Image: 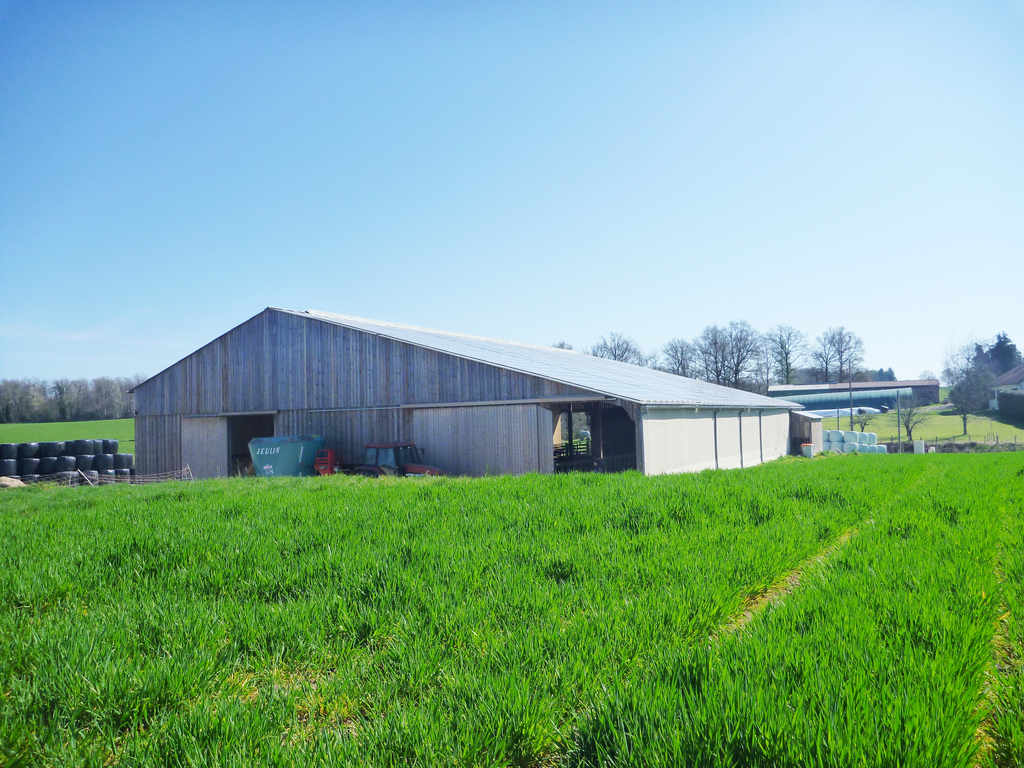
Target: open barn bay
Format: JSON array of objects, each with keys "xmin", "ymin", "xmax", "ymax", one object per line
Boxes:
[{"xmin": 2, "ymin": 455, "xmax": 1023, "ymax": 766}]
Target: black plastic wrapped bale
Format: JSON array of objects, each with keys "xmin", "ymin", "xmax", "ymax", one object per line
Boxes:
[
  {"xmin": 113, "ymin": 453, "xmax": 134, "ymax": 469},
  {"xmin": 75, "ymin": 455, "xmax": 96, "ymax": 471},
  {"xmin": 17, "ymin": 443, "xmax": 39, "ymax": 459},
  {"xmin": 102, "ymin": 439, "xmax": 118, "ymax": 454},
  {"xmin": 21, "ymin": 474, "xmax": 41, "ymax": 484},
  {"xmin": 83, "ymin": 470, "xmax": 99, "ymax": 484},
  {"xmin": 97, "ymin": 469, "xmax": 116, "ymax": 483},
  {"xmin": 0, "ymin": 444, "xmax": 17, "ymax": 460},
  {"xmin": 37, "ymin": 457, "xmax": 58, "ymax": 476},
  {"xmin": 39, "ymin": 442, "xmax": 63, "ymax": 458},
  {"xmin": 0, "ymin": 459, "xmax": 17, "ymax": 477},
  {"xmin": 114, "ymin": 468, "xmax": 131, "ymax": 482},
  {"xmin": 71, "ymin": 440, "xmax": 89, "ymax": 455},
  {"xmin": 17, "ymin": 458, "xmax": 40, "ymax": 476},
  {"xmin": 95, "ymin": 454, "xmax": 115, "ymax": 471},
  {"xmin": 55, "ymin": 456, "xmax": 76, "ymax": 472}
]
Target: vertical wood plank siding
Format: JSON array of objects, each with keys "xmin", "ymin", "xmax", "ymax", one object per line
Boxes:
[
  {"xmin": 410, "ymin": 405, "xmax": 554, "ymax": 477},
  {"xmin": 134, "ymin": 309, "xmax": 595, "ymax": 475},
  {"xmin": 181, "ymin": 417, "xmax": 229, "ymax": 479},
  {"xmin": 134, "ymin": 415, "xmax": 181, "ymax": 475}
]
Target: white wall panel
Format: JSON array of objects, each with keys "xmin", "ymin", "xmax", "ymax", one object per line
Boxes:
[
  {"xmin": 716, "ymin": 412, "xmax": 742, "ymax": 470},
  {"xmin": 642, "ymin": 408, "xmax": 792, "ymax": 475},
  {"xmin": 762, "ymin": 411, "xmax": 790, "ymax": 461},
  {"xmin": 740, "ymin": 411, "xmax": 762, "ymax": 468},
  {"xmin": 641, "ymin": 409, "xmax": 716, "ymax": 475}
]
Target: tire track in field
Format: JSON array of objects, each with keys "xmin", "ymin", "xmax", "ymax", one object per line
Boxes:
[
  {"xmin": 711, "ymin": 522, "xmax": 864, "ymax": 641},
  {"xmin": 712, "ymin": 464, "xmax": 941, "ymax": 641},
  {"xmin": 972, "ymin": 548, "xmax": 1016, "ymax": 768}
]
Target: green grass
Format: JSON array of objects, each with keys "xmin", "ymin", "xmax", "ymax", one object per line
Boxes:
[
  {"xmin": 1, "ymin": 454, "xmax": 1022, "ymax": 766},
  {"xmin": 820, "ymin": 408, "xmax": 1024, "ymax": 444},
  {"xmin": 576, "ymin": 455, "xmax": 1016, "ymax": 766},
  {"xmin": 0, "ymin": 418, "xmax": 134, "ymax": 454}
]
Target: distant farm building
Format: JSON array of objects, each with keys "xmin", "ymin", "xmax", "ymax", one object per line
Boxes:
[
  {"xmin": 769, "ymin": 379, "xmax": 940, "ymax": 408},
  {"xmin": 990, "ymin": 365, "xmax": 1024, "ymax": 411},
  {"xmin": 131, "ymin": 308, "xmax": 803, "ymax": 479}
]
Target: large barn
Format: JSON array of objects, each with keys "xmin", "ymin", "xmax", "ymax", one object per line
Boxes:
[{"xmin": 132, "ymin": 308, "xmax": 804, "ymax": 479}]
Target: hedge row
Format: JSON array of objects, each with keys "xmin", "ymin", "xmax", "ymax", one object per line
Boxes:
[{"xmin": 998, "ymin": 391, "xmax": 1024, "ymax": 418}]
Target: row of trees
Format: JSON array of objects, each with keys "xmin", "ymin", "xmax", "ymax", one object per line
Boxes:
[
  {"xmin": 0, "ymin": 376, "xmax": 147, "ymax": 424},
  {"xmin": 559, "ymin": 323, "xmax": 874, "ymax": 394}
]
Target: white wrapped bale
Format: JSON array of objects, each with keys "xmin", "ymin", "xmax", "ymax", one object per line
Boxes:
[
  {"xmin": 830, "ymin": 430, "xmax": 843, "ymax": 442},
  {"xmin": 878, "ymin": 445, "xmax": 887, "ymax": 454},
  {"xmin": 857, "ymin": 432, "xmax": 869, "ymax": 445},
  {"xmin": 844, "ymin": 442, "xmax": 858, "ymax": 453},
  {"xmin": 844, "ymin": 431, "xmax": 858, "ymax": 443},
  {"xmin": 867, "ymin": 433, "xmax": 877, "ymax": 445}
]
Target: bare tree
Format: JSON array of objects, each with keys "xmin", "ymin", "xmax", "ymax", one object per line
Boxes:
[
  {"xmin": 551, "ymin": 341, "xmax": 574, "ymax": 350},
  {"xmin": 851, "ymin": 409, "xmax": 875, "ymax": 432},
  {"xmin": 660, "ymin": 338, "xmax": 697, "ymax": 377},
  {"xmin": 750, "ymin": 336, "xmax": 774, "ymax": 394},
  {"xmin": 811, "ymin": 327, "xmax": 864, "ymax": 383},
  {"xmin": 765, "ymin": 325, "xmax": 806, "ymax": 385},
  {"xmin": 898, "ymin": 396, "xmax": 931, "ymax": 442},
  {"xmin": 943, "ymin": 342, "xmax": 992, "ymax": 435},
  {"xmin": 588, "ymin": 333, "xmax": 652, "ymax": 367},
  {"xmin": 694, "ymin": 325, "xmax": 730, "ymax": 384},
  {"xmin": 724, "ymin": 321, "xmax": 761, "ymax": 389},
  {"xmin": 828, "ymin": 327, "xmax": 865, "ymax": 383},
  {"xmin": 811, "ymin": 334, "xmax": 838, "ymax": 383}
]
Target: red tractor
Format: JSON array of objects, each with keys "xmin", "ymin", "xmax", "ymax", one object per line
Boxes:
[
  {"xmin": 351, "ymin": 441, "xmax": 443, "ymax": 478},
  {"xmin": 313, "ymin": 441, "xmax": 444, "ymax": 478}
]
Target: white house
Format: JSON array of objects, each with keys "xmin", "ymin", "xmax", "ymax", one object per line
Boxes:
[{"xmin": 989, "ymin": 365, "xmax": 1024, "ymax": 411}]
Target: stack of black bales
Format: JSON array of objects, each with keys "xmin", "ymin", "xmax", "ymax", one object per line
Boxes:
[{"xmin": 0, "ymin": 440, "xmax": 134, "ymax": 484}]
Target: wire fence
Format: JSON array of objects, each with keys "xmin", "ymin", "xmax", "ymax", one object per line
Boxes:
[
  {"xmin": 17, "ymin": 466, "xmax": 195, "ymax": 488},
  {"xmin": 881, "ymin": 436, "xmax": 1020, "ymax": 454}
]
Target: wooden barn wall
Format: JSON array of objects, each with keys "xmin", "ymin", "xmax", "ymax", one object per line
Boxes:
[
  {"xmin": 135, "ymin": 309, "xmax": 597, "ymax": 417},
  {"xmin": 410, "ymin": 404, "xmax": 554, "ymax": 477},
  {"xmin": 134, "ymin": 415, "xmax": 181, "ymax": 476},
  {"xmin": 181, "ymin": 417, "xmax": 228, "ymax": 480},
  {"xmin": 133, "ymin": 309, "xmax": 601, "ymax": 473},
  {"xmin": 308, "ymin": 409, "xmax": 400, "ymax": 466}
]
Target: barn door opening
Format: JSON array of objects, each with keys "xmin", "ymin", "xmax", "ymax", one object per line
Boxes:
[
  {"xmin": 595, "ymin": 405, "xmax": 637, "ymax": 472},
  {"xmin": 553, "ymin": 404, "xmax": 636, "ymax": 473},
  {"xmin": 228, "ymin": 414, "xmax": 275, "ymax": 476}
]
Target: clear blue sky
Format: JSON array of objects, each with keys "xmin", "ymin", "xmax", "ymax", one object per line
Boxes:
[{"xmin": 2, "ymin": 1, "xmax": 1022, "ymax": 383}]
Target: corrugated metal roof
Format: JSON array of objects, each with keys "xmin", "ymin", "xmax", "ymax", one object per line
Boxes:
[
  {"xmin": 769, "ymin": 379, "xmax": 939, "ymax": 394},
  {"xmin": 276, "ymin": 308, "xmax": 801, "ymax": 410},
  {"xmin": 991, "ymin": 365, "xmax": 1024, "ymax": 387}
]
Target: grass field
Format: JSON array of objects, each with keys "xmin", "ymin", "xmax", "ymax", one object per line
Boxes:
[
  {"xmin": 2, "ymin": 453, "xmax": 1023, "ymax": 766},
  {"xmin": 0, "ymin": 418, "xmax": 134, "ymax": 455},
  {"xmin": 820, "ymin": 407, "xmax": 1024, "ymax": 444}
]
